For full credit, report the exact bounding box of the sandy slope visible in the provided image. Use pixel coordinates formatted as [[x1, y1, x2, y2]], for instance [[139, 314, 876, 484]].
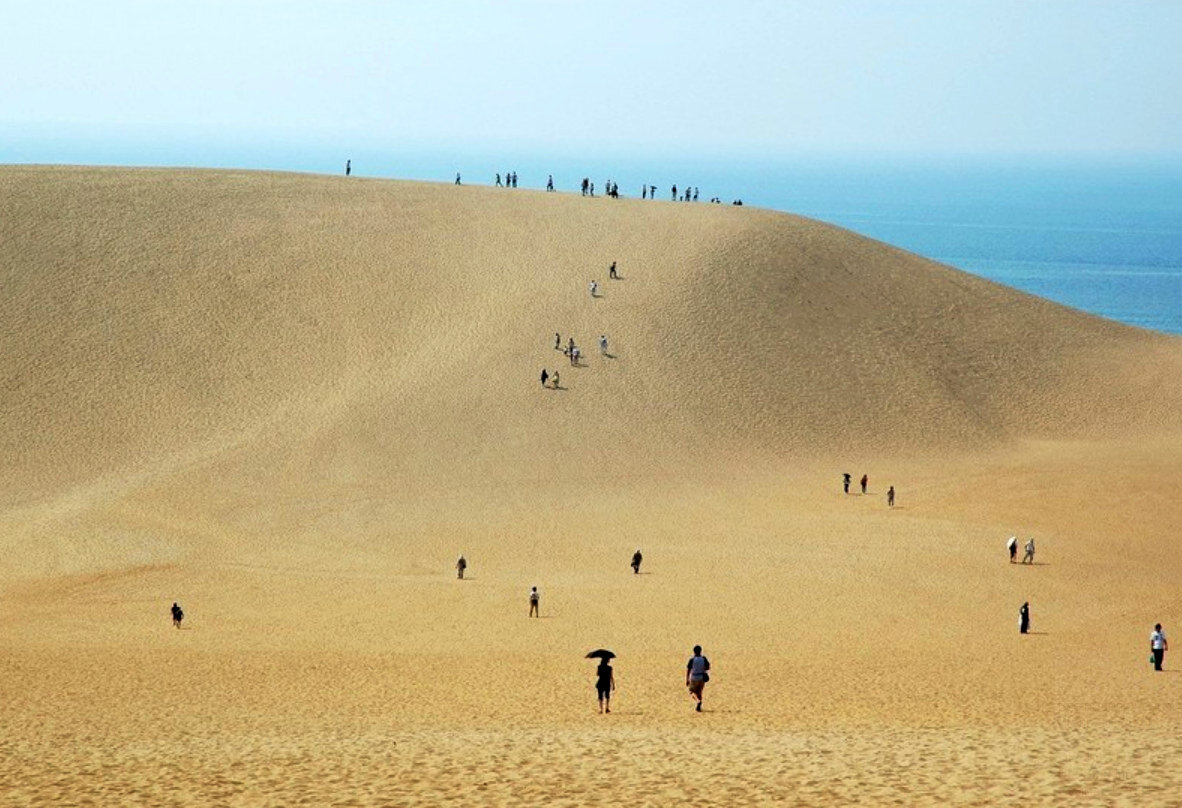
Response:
[[1, 166, 1181, 806]]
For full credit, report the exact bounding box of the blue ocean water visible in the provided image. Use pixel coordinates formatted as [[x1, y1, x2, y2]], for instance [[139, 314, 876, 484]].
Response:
[[4, 131, 1180, 335]]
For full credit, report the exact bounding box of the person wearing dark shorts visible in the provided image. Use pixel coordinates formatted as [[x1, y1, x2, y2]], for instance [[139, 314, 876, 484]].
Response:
[[1151, 623, 1168, 671], [596, 661, 615, 713], [171, 602, 184, 629], [686, 645, 710, 711]]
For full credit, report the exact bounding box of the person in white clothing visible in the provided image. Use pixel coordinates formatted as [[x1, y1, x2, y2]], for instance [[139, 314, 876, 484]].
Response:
[[1151, 624, 1168, 671], [589, 280, 598, 298], [1021, 538, 1035, 564], [685, 645, 711, 712], [599, 335, 608, 355]]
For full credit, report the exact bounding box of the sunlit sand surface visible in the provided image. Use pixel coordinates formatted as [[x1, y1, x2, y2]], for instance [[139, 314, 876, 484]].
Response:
[[2, 167, 1181, 805]]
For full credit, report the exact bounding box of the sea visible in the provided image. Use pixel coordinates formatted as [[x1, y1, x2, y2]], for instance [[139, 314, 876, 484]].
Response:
[[5, 136, 1181, 335]]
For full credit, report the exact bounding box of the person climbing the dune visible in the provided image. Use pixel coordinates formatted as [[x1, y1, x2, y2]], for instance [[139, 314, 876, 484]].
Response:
[[171, 602, 184, 629], [686, 645, 710, 711]]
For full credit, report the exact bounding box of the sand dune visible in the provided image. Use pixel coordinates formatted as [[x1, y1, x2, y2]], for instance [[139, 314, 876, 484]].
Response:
[[1, 166, 1181, 805]]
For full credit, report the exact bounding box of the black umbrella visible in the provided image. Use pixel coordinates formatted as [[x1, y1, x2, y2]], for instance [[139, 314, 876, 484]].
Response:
[[585, 649, 616, 660]]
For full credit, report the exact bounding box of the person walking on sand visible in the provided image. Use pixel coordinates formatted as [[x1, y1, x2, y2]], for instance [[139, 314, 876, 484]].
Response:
[[552, 370, 559, 389], [547, 175, 554, 192], [686, 645, 710, 711], [843, 472, 851, 494], [529, 586, 540, 618], [1150, 623, 1168, 671], [171, 602, 184, 629], [596, 659, 615, 713], [571, 346, 581, 366], [345, 160, 351, 176], [567, 336, 576, 357], [631, 549, 643, 574], [599, 335, 608, 355], [540, 369, 549, 388], [555, 332, 562, 351], [887, 486, 895, 508], [642, 186, 647, 200], [860, 474, 868, 495], [609, 261, 618, 279], [456, 555, 467, 580], [1007, 536, 1019, 563], [1019, 602, 1030, 634], [1022, 538, 1036, 565], [671, 184, 678, 201], [589, 280, 598, 298], [455, 173, 461, 185]]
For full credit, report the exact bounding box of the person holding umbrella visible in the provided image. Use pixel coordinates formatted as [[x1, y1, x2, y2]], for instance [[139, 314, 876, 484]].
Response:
[[586, 649, 616, 713]]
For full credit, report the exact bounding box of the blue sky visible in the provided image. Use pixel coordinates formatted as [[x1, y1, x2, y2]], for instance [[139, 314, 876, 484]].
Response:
[[3, 1, 1181, 161]]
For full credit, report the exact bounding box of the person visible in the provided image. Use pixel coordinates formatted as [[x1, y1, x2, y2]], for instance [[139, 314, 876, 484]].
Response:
[[541, 369, 549, 388], [860, 474, 868, 495], [345, 160, 351, 176], [455, 172, 461, 185], [555, 332, 561, 351], [1022, 538, 1035, 565], [686, 645, 710, 711], [608, 261, 617, 279], [171, 602, 184, 629], [842, 472, 851, 494], [650, 185, 656, 200], [567, 337, 576, 357], [582, 177, 589, 197], [599, 335, 608, 355], [642, 186, 647, 200], [589, 280, 598, 298], [529, 586, 540, 618], [1150, 623, 1168, 671], [547, 175, 554, 192], [596, 659, 615, 713], [590, 182, 595, 197], [887, 486, 895, 507], [671, 184, 677, 201], [552, 370, 559, 389], [1007, 536, 1019, 563], [456, 555, 467, 580], [1019, 602, 1030, 634], [512, 172, 518, 188], [571, 346, 580, 366], [496, 173, 502, 187], [631, 549, 642, 574], [693, 187, 699, 201]]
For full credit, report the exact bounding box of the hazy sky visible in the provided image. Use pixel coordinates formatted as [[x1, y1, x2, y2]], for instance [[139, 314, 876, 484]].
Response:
[[3, 1, 1181, 159]]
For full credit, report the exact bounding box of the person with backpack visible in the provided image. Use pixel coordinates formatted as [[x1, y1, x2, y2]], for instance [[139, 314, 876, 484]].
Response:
[[170, 602, 184, 629], [686, 645, 711, 711]]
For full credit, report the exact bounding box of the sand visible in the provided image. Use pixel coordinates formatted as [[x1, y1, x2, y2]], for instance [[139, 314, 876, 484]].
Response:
[[2, 166, 1181, 805]]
